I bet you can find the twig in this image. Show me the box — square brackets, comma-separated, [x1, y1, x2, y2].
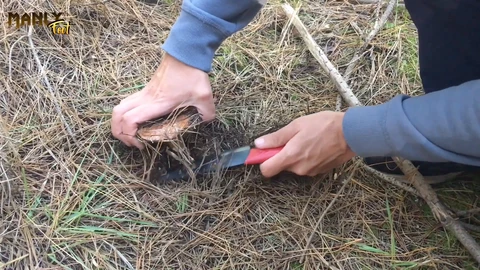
[360, 160, 420, 196]
[392, 157, 480, 263]
[301, 162, 360, 266]
[456, 208, 480, 218]
[348, 0, 381, 4]
[368, 0, 397, 44]
[459, 222, 480, 233]
[27, 26, 76, 141]
[281, 3, 480, 264]
[281, 5, 361, 108]
[335, 94, 342, 112]
[344, 0, 397, 82]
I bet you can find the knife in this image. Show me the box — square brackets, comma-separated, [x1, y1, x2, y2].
[155, 145, 284, 182]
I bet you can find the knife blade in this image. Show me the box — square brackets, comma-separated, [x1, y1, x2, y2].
[156, 145, 284, 182]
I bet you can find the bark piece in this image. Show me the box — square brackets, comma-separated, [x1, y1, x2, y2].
[137, 108, 200, 142]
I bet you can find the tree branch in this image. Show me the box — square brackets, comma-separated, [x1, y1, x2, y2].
[344, 0, 397, 82]
[281, 3, 480, 264]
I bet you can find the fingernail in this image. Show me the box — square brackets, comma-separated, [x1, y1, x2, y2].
[255, 137, 265, 147]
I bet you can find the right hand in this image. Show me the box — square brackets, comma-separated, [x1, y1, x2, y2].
[111, 53, 215, 149]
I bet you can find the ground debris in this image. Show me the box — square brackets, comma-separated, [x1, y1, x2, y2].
[1, 0, 479, 269]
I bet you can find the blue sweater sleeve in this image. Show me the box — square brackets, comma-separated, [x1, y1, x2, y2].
[342, 79, 480, 166]
[161, 0, 265, 73]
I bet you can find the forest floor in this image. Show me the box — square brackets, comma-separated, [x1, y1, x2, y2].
[1, 0, 479, 269]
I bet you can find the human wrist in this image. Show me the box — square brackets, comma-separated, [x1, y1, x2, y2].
[153, 53, 206, 80]
[161, 6, 227, 73]
[162, 53, 203, 72]
[150, 52, 212, 102]
[337, 112, 355, 156]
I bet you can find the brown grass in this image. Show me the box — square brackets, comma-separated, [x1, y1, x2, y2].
[1, 0, 480, 269]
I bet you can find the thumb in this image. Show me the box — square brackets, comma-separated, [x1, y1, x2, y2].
[195, 99, 216, 122]
[254, 122, 299, 149]
[191, 87, 215, 121]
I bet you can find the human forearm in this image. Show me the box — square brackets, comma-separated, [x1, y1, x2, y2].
[162, 0, 265, 73]
[343, 79, 480, 166]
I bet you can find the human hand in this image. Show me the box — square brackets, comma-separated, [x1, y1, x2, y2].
[254, 111, 356, 177]
[111, 53, 215, 149]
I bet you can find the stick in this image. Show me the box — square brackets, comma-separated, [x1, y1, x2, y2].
[456, 208, 480, 218]
[344, 0, 397, 82]
[459, 222, 480, 233]
[360, 160, 420, 196]
[336, 0, 396, 114]
[335, 94, 343, 112]
[281, 3, 480, 264]
[27, 26, 76, 141]
[348, 0, 381, 4]
[282, 6, 361, 108]
[392, 157, 480, 263]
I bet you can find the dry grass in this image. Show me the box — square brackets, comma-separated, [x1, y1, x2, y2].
[1, 0, 480, 269]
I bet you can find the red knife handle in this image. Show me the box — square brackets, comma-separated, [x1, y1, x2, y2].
[244, 146, 284, 165]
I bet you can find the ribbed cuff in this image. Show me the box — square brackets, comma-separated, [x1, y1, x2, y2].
[342, 102, 393, 158]
[161, 8, 227, 73]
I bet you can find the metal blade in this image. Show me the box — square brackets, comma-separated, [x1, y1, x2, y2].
[155, 146, 252, 182]
[218, 146, 251, 168]
[192, 145, 252, 174]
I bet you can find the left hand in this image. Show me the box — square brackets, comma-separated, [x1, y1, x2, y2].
[254, 111, 356, 177]
[111, 53, 215, 149]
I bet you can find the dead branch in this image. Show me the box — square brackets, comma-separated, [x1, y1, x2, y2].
[347, 0, 381, 4]
[360, 160, 420, 196]
[456, 208, 480, 218]
[335, 94, 343, 111]
[336, 0, 396, 112]
[459, 222, 480, 233]
[281, 3, 480, 264]
[281, 5, 361, 108]
[344, 0, 397, 82]
[392, 157, 480, 263]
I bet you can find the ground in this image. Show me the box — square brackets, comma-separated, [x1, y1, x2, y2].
[1, 0, 480, 269]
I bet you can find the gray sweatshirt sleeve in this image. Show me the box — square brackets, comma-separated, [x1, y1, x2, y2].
[342, 79, 480, 166]
[161, 0, 265, 73]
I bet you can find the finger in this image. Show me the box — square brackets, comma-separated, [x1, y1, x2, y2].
[111, 95, 146, 145]
[259, 144, 296, 178]
[121, 89, 144, 102]
[254, 121, 299, 149]
[195, 95, 216, 122]
[121, 100, 176, 149]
